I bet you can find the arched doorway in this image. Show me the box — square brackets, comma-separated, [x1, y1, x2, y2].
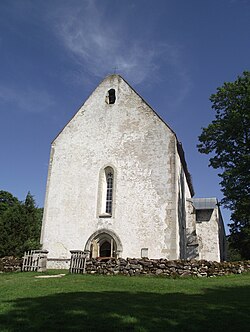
[100, 241, 111, 257]
[89, 234, 116, 258]
[85, 229, 122, 259]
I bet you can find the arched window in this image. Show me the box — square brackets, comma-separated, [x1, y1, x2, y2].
[105, 170, 113, 214]
[107, 89, 116, 104]
[98, 166, 115, 217]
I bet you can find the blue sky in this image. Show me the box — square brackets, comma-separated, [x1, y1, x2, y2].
[0, 0, 249, 233]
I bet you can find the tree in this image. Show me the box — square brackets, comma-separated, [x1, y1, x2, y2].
[0, 191, 42, 257]
[0, 190, 19, 215]
[197, 71, 250, 259]
[23, 191, 42, 251]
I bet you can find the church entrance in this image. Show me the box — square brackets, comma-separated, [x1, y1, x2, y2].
[89, 232, 117, 258]
[85, 229, 123, 259]
[100, 241, 111, 257]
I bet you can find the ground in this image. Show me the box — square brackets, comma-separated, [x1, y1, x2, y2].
[0, 271, 249, 331]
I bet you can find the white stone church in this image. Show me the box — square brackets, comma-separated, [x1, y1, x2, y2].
[40, 75, 226, 268]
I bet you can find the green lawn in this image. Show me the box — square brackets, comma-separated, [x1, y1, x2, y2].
[0, 271, 250, 332]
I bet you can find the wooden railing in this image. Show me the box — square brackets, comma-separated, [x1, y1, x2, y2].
[69, 250, 88, 274]
[22, 250, 48, 272]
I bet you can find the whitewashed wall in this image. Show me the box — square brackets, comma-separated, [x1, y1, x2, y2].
[196, 207, 221, 261]
[41, 75, 191, 262]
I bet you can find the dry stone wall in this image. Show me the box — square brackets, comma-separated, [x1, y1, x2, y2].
[1, 256, 250, 277]
[83, 258, 250, 277]
[0, 256, 22, 272]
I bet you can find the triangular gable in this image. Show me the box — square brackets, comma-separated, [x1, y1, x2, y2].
[52, 74, 194, 196]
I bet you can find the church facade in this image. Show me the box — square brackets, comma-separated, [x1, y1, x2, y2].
[40, 75, 226, 268]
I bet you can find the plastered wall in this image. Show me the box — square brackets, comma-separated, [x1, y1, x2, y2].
[41, 75, 190, 261]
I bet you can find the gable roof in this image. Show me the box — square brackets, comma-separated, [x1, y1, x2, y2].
[52, 74, 194, 196]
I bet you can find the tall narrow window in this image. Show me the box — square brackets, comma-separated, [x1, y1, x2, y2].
[108, 89, 116, 104]
[98, 166, 115, 217]
[106, 171, 113, 214]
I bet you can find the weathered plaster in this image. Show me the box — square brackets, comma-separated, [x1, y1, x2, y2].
[196, 208, 221, 261]
[41, 74, 226, 265]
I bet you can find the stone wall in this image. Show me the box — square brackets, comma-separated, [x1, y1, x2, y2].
[0, 256, 22, 272]
[82, 258, 250, 277]
[1, 256, 250, 277]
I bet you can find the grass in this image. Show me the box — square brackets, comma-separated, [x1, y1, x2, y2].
[0, 271, 250, 332]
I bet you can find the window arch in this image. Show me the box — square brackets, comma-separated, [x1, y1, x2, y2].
[98, 166, 116, 217]
[107, 89, 116, 104]
[105, 169, 113, 214]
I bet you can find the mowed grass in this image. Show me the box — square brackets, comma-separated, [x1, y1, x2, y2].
[0, 271, 250, 332]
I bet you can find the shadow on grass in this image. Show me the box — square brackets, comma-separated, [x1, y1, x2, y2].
[0, 285, 249, 331]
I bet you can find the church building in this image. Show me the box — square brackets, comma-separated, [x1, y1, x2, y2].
[40, 75, 226, 268]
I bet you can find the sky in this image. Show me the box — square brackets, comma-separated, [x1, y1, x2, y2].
[0, 0, 249, 234]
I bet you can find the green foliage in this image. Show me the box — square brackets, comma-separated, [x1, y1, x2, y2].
[0, 191, 42, 257]
[0, 190, 19, 214]
[228, 223, 250, 260]
[198, 71, 250, 259]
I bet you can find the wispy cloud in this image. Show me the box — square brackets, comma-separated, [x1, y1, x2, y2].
[52, 1, 188, 90]
[0, 85, 55, 113]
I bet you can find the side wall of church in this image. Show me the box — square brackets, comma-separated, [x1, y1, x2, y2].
[174, 151, 193, 259]
[41, 75, 181, 261]
[186, 200, 199, 259]
[196, 207, 221, 261]
[218, 211, 227, 261]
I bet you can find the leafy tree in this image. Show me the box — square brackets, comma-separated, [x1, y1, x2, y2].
[0, 191, 42, 257]
[198, 71, 250, 259]
[0, 190, 19, 215]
